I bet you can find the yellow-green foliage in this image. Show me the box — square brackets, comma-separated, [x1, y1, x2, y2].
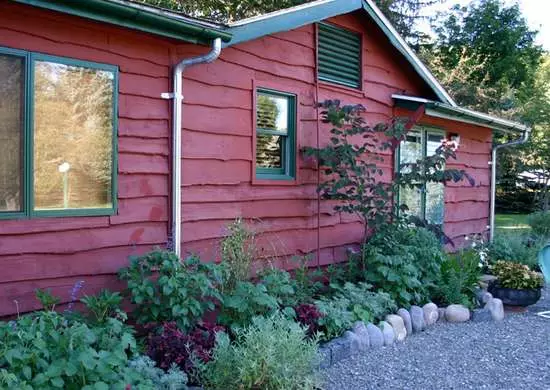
[491, 261, 544, 290]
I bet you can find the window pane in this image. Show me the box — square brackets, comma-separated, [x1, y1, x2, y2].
[399, 131, 422, 173]
[426, 182, 444, 225]
[426, 132, 444, 156]
[256, 134, 283, 169]
[257, 93, 288, 133]
[400, 186, 422, 217]
[33, 61, 114, 210]
[0, 54, 24, 212]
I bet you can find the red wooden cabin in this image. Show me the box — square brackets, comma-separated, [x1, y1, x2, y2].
[0, 0, 529, 316]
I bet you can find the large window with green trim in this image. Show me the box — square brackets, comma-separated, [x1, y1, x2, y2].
[0, 47, 118, 219]
[397, 128, 445, 225]
[255, 88, 296, 180]
[318, 22, 362, 89]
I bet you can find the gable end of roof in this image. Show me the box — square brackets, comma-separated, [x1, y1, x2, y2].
[225, 0, 455, 106]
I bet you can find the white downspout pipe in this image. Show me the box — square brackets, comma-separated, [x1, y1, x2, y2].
[489, 128, 531, 242]
[163, 38, 222, 257]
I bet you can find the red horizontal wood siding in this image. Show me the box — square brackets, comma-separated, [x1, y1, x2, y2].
[0, 4, 492, 316]
[0, 2, 177, 316]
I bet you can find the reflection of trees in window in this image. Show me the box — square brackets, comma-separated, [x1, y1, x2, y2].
[398, 129, 445, 225]
[0, 54, 23, 212]
[34, 62, 113, 210]
[256, 94, 283, 168]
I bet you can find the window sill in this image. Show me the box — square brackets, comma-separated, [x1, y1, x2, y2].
[33, 207, 116, 218]
[0, 207, 116, 220]
[253, 174, 297, 186]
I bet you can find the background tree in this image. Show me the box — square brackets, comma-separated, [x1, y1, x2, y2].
[420, 0, 548, 213]
[137, 0, 439, 42]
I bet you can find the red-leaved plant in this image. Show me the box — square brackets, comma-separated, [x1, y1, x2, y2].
[294, 303, 324, 337]
[147, 321, 225, 379]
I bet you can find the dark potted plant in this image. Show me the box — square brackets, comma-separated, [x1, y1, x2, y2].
[488, 261, 544, 306]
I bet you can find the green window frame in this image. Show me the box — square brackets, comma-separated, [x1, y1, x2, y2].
[0, 46, 118, 220]
[255, 88, 297, 180]
[396, 127, 446, 225]
[317, 22, 362, 89]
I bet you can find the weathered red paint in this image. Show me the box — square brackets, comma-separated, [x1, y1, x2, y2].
[0, 3, 492, 316]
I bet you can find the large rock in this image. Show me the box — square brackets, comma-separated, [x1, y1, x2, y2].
[343, 330, 361, 355]
[437, 308, 446, 322]
[385, 314, 406, 342]
[476, 289, 493, 306]
[351, 321, 370, 351]
[366, 323, 384, 348]
[485, 298, 505, 321]
[397, 308, 412, 334]
[471, 308, 492, 322]
[325, 338, 350, 364]
[380, 321, 395, 346]
[410, 305, 426, 332]
[423, 302, 439, 326]
[445, 304, 470, 322]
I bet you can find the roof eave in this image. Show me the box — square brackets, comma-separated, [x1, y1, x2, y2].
[392, 94, 530, 134]
[225, 0, 362, 47]
[13, 0, 232, 44]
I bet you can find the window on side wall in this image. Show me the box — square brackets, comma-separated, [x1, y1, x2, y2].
[0, 47, 118, 219]
[255, 88, 296, 180]
[317, 22, 362, 89]
[397, 128, 445, 225]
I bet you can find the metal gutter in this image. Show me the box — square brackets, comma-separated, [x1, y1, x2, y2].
[392, 94, 529, 133]
[162, 38, 222, 258]
[13, 0, 232, 44]
[489, 129, 531, 242]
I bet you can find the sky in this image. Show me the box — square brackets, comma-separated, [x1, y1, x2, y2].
[421, 0, 550, 51]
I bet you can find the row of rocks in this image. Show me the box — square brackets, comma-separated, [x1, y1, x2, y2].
[319, 298, 505, 368]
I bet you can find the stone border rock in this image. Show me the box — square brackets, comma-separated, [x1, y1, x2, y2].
[318, 297, 505, 368]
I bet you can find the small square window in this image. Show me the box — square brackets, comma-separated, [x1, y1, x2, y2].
[255, 89, 296, 180]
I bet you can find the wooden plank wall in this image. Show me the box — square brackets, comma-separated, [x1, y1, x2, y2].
[178, 12, 446, 266]
[0, 2, 177, 315]
[0, 6, 491, 316]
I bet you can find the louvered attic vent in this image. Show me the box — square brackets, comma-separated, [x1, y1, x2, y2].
[318, 22, 362, 89]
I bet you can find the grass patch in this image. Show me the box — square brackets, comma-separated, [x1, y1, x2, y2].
[495, 213, 530, 232]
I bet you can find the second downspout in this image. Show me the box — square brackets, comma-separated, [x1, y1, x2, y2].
[489, 128, 531, 242]
[163, 38, 222, 257]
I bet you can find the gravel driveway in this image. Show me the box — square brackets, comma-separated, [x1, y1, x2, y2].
[323, 289, 550, 390]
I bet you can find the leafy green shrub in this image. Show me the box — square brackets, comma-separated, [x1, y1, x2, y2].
[490, 260, 544, 289]
[527, 211, 550, 237]
[219, 281, 279, 331]
[488, 232, 544, 269]
[362, 225, 445, 306]
[288, 256, 324, 304]
[127, 356, 188, 390]
[81, 289, 123, 323]
[199, 313, 319, 390]
[35, 288, 60, 311]
[314, 295, 355, 341]
[315, 282, 396, 340]
[258, 267, 298, 307]
[436, 250, 481, 307]
[118, 250, 224, 331]
[0, 311, 154, 389]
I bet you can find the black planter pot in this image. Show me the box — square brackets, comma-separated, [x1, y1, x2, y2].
[488, 283, 542, 306]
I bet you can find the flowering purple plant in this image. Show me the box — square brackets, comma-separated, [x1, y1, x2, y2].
[65, 280, 85, 313]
